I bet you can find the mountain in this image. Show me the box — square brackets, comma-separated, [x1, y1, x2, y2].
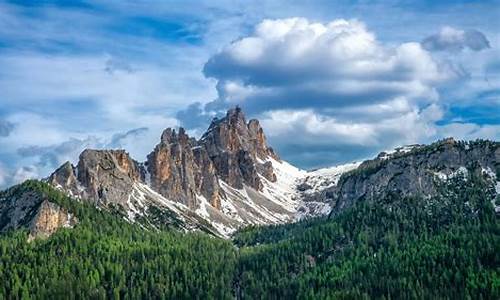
[0, 107, 498, 298]
[2, 108, 499, 240]
[328, 138, 500, 215]
[44, 107, 358, 236]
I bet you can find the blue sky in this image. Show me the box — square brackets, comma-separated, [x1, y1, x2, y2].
[0, 0, 499, 188]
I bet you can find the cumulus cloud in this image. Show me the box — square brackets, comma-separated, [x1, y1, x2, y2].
[176, 18, 464, 167]
[202, 18, 454, 116]
[422, 26, 490, 52]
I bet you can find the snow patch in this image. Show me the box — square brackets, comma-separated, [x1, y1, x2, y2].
[302, 162, 361, 195]
[433, 166, 469, 181]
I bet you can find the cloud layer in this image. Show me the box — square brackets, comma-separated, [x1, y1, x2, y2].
[203, 18, 453, 113]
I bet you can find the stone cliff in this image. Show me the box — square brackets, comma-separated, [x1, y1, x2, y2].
[328, 139, 500, 214]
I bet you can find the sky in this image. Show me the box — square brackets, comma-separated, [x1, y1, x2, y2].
[0, 0, 499, 188]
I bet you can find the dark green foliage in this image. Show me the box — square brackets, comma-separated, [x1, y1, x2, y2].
[0, 181, 236, 299]
[0, 174, 499, 299]
[233, 172, 499, 299]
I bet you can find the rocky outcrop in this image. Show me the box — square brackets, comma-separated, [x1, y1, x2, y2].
[43, 107, 287, 235]
[48, 161, 81, 197]
[200, 107, 278, 190]
[49, 149, 142, 206]
[77, 149, 141, 206]
[145, 107, 278, 209]
[0, 184, 76, 241]
[146, 127, 221, 209]
[329, 139, 500, 214]
[28, 200, 77, 241]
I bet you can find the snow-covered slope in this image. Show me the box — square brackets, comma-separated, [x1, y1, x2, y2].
[294, 162, 361, 219]
[124, 157, 360, 237]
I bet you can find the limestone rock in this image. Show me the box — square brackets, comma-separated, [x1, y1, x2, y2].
[0, 185, 76, 241]
[48, 161, 81, 198]
[28, 200, 77, 241]
[329, 139, 500, 214]
[200, 107, 278, 190]
[146, 106, 278, 209]
[147, 127, 220, 209]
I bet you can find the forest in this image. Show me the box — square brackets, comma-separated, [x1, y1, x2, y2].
[0, 173, 498, 299]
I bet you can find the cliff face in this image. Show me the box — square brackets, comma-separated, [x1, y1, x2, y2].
[329, 139, 500, 214]
[49, 108, 279, 213]
[146, 107, 279, 209]
[0, 185, 77, 241]
[45, 107, 293, 236]
[199, 108, 278, 190]
[146, 127, 221, 209]
[49, 149, 141, 207]
[28, 200, 77, 241]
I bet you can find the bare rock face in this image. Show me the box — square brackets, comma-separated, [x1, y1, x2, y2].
[43, 107, 286, 235]
[146, 107, 278, 209]
[199, 107, 278, 190]
[77, 149, 141, 206]
[28, 200, 77, 241]
[47, 108, 279, 216]
[0, 185, 76, 241]
[48, 149, 142, 206]
[48, 161, 81, 197]
[147, 128, 221, 209]
[329, 139, 500, 214]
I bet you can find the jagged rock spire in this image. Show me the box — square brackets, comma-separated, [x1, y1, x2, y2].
[48, 107, 280, 214]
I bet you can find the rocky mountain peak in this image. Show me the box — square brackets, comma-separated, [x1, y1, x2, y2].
[160, 127, 193, 145]
[202, 106, 278, 161]
[146, 107, 279, 207]
[43, 107, 303, 236]
[329, 139, 500, 215]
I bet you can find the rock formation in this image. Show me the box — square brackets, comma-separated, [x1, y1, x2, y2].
[28, 200, 77, 241]
[38, 108, 499, 237]
[42, 107, 293, 236]
[328, 139, 500, 214]
[0, 184, 77, 241]
[146, 107, 279, 209]
[49, 149, 141, 207]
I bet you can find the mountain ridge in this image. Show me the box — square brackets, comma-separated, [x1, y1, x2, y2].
[45, 107, 341, 236]
[2, 107, 499, 239]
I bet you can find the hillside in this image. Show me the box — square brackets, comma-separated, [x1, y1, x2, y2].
[0, 166, 498, 298]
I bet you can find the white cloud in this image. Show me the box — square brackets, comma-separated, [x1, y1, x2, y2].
[184, 18, 466, 167]
[198, 18, 461, 128]
[437, 122, 500, 141]
[204, 18, 454, 113]
[260, 104, 443, 149]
